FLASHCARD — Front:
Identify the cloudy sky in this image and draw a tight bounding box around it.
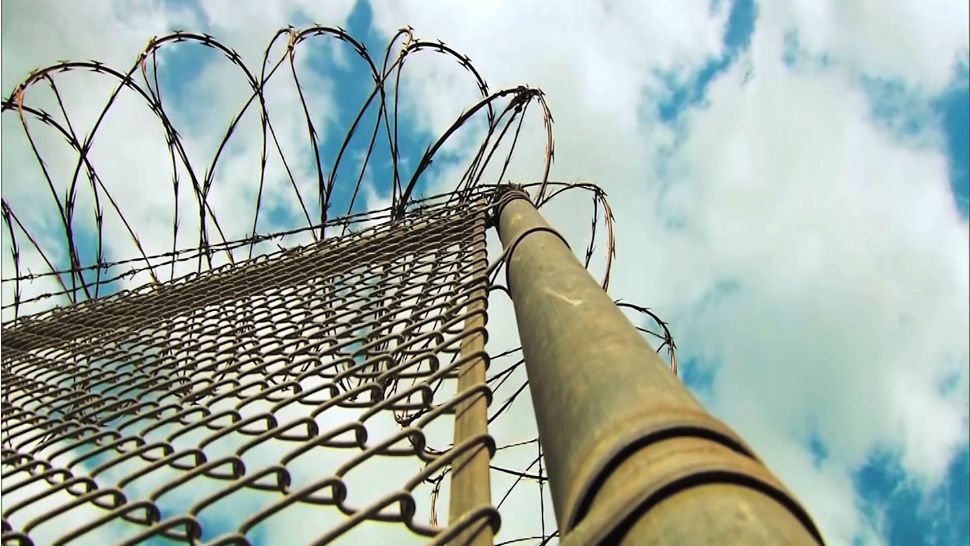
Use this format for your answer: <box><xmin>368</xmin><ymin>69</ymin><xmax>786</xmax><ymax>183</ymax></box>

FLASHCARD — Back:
<box><xmin>1</xmin><ymin>1</ymin><xmax>968</xmax><ymax>545</ymax></box>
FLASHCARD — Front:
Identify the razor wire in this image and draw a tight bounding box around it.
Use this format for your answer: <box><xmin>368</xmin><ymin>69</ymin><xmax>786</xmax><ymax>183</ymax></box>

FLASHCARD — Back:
<box><xmin>0</xmin><ymin>25</ymin><xmax>554</xmax><ymax>317</ymax></box>
<box><xmin>1</xmin><ymin>25</ymin><xmax>678</xmax><ymax>546</ymax></box>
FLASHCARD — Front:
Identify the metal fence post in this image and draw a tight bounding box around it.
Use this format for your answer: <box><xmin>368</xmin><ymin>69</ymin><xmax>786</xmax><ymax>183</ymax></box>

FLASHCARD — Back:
<box><xmin>495</xmin><ymin>189</ymin><xmax>824</xmax><ymax>545</ymax></box>
<box><xmin>449</xmin><ymin>205</ymin><xmax>494</xmax><ymax>546</ymax></box>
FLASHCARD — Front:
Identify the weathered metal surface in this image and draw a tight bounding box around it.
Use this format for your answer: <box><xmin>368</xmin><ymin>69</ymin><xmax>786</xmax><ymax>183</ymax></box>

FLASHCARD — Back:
<box><xmin>448</xmin><ymin>205</ymin><xmax>494</xmax><ymax>546</ymax></box>
<box><xmin>495</xmin><ymin>189</ymin><xmax>824</xmax><ymax>545</ymax></box>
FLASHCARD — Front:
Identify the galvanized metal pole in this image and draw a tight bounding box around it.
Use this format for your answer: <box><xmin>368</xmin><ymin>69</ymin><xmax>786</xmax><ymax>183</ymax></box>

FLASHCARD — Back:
<box><xmin>449</xmin><ymin>205</ymin><xmax>493</xmax><ymax>546</ymax></box>
<box><xmin>495</xmin><ymin>189</ymin><xmax>824</xmax><ymax>546</ymax></box>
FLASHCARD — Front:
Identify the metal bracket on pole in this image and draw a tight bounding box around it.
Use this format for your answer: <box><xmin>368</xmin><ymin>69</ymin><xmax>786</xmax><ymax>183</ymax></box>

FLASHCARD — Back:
<box><xmin>494</xmin><ymin>188</ymin><xmax>825</xmax><ymax>546</ymax></box>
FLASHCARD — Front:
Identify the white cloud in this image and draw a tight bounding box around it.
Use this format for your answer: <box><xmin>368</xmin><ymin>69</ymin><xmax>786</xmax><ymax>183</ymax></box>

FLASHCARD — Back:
<box><xmin>193</xmin><ymin>0</ymin><xmax>357</xmax><ymax>67</ymax></box>
<box><xmin>773</xmin><ymin>0</ymin><xmax>969</xmax><ymax>92</ymax></box>
<box><xmin>1</xmin><ymin>1</ymin><xmax>198</xmax><ymax>92</ymax></box>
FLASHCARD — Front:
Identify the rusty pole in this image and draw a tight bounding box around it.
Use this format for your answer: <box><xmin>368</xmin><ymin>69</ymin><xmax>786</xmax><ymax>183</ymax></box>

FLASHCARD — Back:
<box><xmin>448</xmin><ymin>205</ymin><xmax>493</xmax><ymax>546</ymax></box>
<box><xmin>495</xmin><ymin>189</ymin><xmax>824</xmax><ymax>546</ymax></box>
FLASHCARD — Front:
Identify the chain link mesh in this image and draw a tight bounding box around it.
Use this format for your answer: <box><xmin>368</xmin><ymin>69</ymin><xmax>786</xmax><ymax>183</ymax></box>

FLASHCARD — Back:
<box><xmin>1</xmin><ymin>196</ymin><xmax>496</xmax><ymax>546</ymax></box>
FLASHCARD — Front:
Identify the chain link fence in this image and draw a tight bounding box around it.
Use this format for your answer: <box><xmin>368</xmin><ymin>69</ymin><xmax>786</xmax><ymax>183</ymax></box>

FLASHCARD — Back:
<box><xmin>2</xmin><ymin>195</ymin><xmax>498</xmax><ymax>545</ymax></box>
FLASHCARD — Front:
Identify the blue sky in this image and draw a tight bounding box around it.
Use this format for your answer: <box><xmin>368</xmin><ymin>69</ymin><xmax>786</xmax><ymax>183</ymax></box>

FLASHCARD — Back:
<box><xmin>938</xmin><ymin>63</ymin><xmax>970</xmax><ymax>217</ymax></box>
<box><xmin>1</xmin><ymin>1</ymin><xmax>968</xmax><ymax>545</ymax></box>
